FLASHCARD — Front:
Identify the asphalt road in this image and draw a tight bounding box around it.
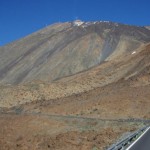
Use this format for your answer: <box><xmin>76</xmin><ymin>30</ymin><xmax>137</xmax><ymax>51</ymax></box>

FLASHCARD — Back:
<box><xmin>127</xmin><ymin>127</ymin><xmax>150</xmax><ymax>150</ymax></box>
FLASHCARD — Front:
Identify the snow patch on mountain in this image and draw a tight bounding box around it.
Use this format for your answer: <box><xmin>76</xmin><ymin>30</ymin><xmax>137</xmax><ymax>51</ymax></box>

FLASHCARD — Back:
<box><xmin>132</xmin><ymin>51</ymin><xmax>136</xmax><ymax>54</ymax></box>
<box><xmin>73</xmin><ymin>20</ymin><xmax>120</xmax><ymax>28</ymax></box>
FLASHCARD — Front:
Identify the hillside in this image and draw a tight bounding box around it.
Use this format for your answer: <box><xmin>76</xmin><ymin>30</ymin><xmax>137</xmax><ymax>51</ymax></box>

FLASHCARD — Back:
<box><xmin>0</xmin><ymin>42</ymin><xmax>150</xmax><ymax>109</ymax></box>
<box><xmin>0</xmin><ymin>21</ymin><xmax>150</xmax><ymax>84</ymax></box>
<box><xmin>145</xmin><ymin>26</ymin><xmax>150</xmax><ymax>30</ymax></box>
<box><xmin>0</xmin><ymin>21</ymin><xmax>150</xmax><ymax>150</ymax></box>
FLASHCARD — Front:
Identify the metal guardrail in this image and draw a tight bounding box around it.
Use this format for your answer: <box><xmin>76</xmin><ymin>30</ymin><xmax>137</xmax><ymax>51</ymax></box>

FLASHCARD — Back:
<box><xmin>107</xmin><ymin>126</ymin><xmax>148</xmax><ymax>150</ymax></box>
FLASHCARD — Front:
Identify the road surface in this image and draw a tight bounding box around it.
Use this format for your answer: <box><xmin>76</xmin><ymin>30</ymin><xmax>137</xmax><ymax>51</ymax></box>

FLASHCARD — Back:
<box><xmin>127</xmin><ymin>127</ymin><xmax>150</xmax><ymax>150</ymax></box>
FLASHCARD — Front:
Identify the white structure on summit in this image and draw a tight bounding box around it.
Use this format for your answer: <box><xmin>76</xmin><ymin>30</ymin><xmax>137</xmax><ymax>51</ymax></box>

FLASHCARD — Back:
<box><xmin>73</xmin><ymin>20</ymin><xmax>84</xmax><ymax>26</ymax></box>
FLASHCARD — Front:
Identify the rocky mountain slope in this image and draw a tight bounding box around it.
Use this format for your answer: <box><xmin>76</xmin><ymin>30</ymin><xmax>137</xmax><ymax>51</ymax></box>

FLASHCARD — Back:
<box><xmin>1</xmin><ymin>21</ymin><xmax>150</xmax><ymax>150</ymax></box>
<box><xmin>0</xmin><ymin>42</ymin><xmax>150</xmax><ymax>111</ymax></box>
<box><xmin>0</xmin><ymin>20</ymin><xmax>150</xmax><ymax>84</ymax></box>
<box><xmin>145</xmin><ymin>26</ymin><xmax>150</xmax><ymax>30</ymax></box>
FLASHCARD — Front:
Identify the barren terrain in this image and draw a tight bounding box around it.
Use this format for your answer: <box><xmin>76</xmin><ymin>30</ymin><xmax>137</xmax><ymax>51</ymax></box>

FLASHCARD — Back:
<box><xmin>0</xmin><ymin>21</ymin><xmax>150</xmax><ymax>150</ymax></box>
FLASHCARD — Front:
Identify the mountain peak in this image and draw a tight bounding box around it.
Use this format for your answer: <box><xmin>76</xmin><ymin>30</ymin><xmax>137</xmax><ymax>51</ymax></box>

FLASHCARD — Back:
<box><xmin>0</xmin><ymin>21</ymin><xmax>150</xmax><ymax>84</ymax></box>
<box><xmin>73</xmin><ymin>20</ymin><xmax>84</xmax><ymax>26</ymax></box>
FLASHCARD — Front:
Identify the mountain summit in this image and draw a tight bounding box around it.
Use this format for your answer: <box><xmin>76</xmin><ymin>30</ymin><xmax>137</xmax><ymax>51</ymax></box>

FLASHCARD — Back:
<box><xmin>0</xmin><ymin>21</ymin><xmax>150</xmax><ymax>84</ymax></box>
<box><xmin>1</xmin><ymin>21</ymin><xmax>150</xmax><ymax>150</ymax></box>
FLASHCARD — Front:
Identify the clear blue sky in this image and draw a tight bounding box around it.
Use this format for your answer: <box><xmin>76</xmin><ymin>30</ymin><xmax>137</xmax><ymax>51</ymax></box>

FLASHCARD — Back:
<box><xmin>0</xmin><ymin>0</ymin><xmax>150</xmax><ymax>46</ymax></box>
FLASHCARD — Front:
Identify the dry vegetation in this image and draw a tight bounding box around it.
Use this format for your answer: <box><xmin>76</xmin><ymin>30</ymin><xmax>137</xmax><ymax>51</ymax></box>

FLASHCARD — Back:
<box><xmin>0</xmin><ymin>114</ymin><xmax>146</xmax><ymax>150</ymax></box>
<box><xmin>0</xmin><ymin>24</ymin><xmax>150</xmax><ymax>150</ymax></box>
